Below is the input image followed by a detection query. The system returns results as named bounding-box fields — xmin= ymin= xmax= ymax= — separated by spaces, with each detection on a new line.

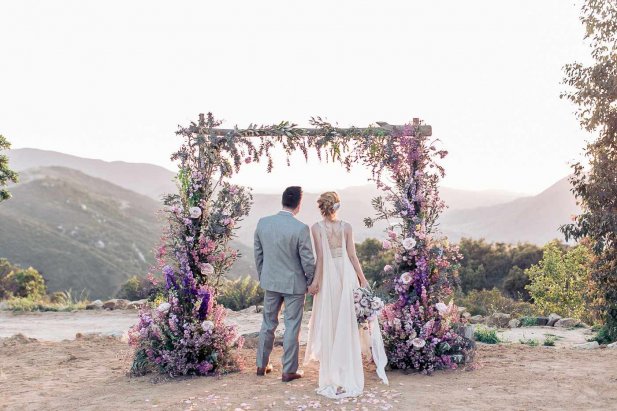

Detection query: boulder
xmin=102 ymin=299 xmax=130 ymax=310
xmin=239 ymin=305 xmax=257 ymax=313
xmin=127 ymin=299 xmax=148 ymax=310
xmin=574 ymin=341 xmax=599 ymax=350
xmin=86 ymin=300 xmax=104 ymax=310
xmin=536 ymin=317 xmax=549 ymax=326
xmin=508 ymin=319 xmax=521 ymax=328
xmin=554 ymin=318 xmax=580 ymax=328
xmin=607 ymin=342 xmax=617 ymax=349
xmin=462 ymin=312 xmax=472 ymax=320
xmin=469 ymin=315 xmax=484 ymax=324
xmin=486 ymin=313 xmax=511 ymax=328
xmin=0 ymin=301 xmax=9 ymax=310
xmin=547 ymin=313 xmax=562 ymax=327
xmin=241 ymin=331 xmax=282 ymax=349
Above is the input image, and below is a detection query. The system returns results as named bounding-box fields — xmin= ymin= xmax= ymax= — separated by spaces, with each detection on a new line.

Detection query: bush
xmin=116 ymin=275 xmax=159 ymax=301
xmin=525 ymin=241 xmax=594 ymax=322
xmin=216 ymin=276 xmax=264 ymax=311
xmin=4 ymin=267 xmax=46 ymax=299
xmin=4 ymin=289 xmax=89 ymax=312
xmin=474 ymin=327 xmax=500 ymax=344
xmin=543 ymin=335 xmax=557 ymax=346
xmin=457 ymin=288 xmax=537 ymax=317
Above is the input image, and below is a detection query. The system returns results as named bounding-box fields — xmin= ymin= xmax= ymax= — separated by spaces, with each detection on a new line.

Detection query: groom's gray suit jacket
xmin=254 ymin=211 xmax=315 ymax=295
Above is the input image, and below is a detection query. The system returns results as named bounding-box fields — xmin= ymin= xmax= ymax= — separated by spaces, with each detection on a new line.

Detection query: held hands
xmin=308 ymin=282 xmax=320 ymax=296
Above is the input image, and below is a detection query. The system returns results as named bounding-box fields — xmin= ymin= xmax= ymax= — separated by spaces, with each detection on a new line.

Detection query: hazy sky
xmin=0 ymin=1 xmax=591 ymax=194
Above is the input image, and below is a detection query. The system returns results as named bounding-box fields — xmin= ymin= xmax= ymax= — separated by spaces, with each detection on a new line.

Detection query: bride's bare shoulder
xmin=342 ymin=221 xmax=353 ymax=233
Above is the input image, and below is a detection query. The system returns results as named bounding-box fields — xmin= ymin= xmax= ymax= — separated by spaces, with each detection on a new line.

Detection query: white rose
xmin=189 ymin=207 xmax=202 ymax=219
xmin=400 ymin=272 xmax=413 ymax=285
xmin=402 ymin=237 xmax=417 ymax=250
xmin=411 ymin=337 xmax=426 ymax=349
xmin=157 ymin=302 xmax=171 ymax=312
xmin=435 ymin=302 xmax=448 ymax=314
xmin=201 ymin=320 xmax=214 ymax=332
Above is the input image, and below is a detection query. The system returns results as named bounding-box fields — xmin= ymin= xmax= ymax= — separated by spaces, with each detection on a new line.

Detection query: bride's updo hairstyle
xmin=317 ymin=191 xmax=341 ymax=219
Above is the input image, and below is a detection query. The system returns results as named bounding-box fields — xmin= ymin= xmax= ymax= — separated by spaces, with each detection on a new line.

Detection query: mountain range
xmin=1 ymin=148 xmax=579 ymax=298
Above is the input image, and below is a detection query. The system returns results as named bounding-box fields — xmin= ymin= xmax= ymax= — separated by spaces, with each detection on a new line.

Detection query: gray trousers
xmin=256 ymin=290 xmax=305 ymax=374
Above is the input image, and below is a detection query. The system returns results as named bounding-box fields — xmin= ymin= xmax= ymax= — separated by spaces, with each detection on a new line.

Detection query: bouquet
xmin=354 ymin=287 xmax=384 ymax=325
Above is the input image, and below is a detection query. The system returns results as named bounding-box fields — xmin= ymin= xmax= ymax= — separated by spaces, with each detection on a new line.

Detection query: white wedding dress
xmin=304 ymin=220 xmax=388 ymax=399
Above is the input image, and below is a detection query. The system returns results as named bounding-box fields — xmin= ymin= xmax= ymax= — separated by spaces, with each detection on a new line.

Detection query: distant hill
xmin=0 ymin=166 xmax=255 ymax=298
xmin=8 ymin=148 xmax=177 ymax=200
xmin=439 ymin=177 xmax=579 ymax=244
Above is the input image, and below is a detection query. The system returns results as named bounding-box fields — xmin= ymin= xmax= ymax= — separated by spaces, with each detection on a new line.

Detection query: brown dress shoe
xmin=281 ymin=372 xmax=303 ymax=382
xmin=256 ymin=364 xmax=273 ymax=376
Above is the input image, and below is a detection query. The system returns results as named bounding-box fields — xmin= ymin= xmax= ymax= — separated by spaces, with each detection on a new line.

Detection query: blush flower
xmin=411 ymin=337 xmax=426 ymax=349
xmin=189 ymin=207 xmax=202 ymax=219
xmin=402 ymin=237 xmax=417 ymax=250
xmin=200 ymin=263 xmax=215 ymax=276
xmin=201 ymin=320 xmax=214 ymax=332
xmin=382 ymin=240 xmax=392 ymax=250
xmin=400 ymin=272 xmax=413 ymax=284
xmin=384 ymin=264 xmax=393 ymax=273
xmin=435 ymin=302 xmax=448 ymax=314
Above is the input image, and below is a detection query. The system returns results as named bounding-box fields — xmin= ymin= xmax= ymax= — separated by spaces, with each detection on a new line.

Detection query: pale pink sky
xmin=0 ymin=0 xmax=590 ymax=194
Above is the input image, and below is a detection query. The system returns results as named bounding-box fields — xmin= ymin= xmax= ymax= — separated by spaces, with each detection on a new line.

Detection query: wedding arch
xmin=129 ymin=113 xmax=474 ymax=376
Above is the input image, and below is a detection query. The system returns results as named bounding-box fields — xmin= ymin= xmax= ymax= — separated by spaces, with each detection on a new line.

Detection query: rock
xmin=547 ymin=313 xmax=562 ymax=327
xmin=102 ymin=299 xmax=130 ymax=310
xmin=536 ymin=317 xmax=549 ymax=326
xmin=554 ymin=318 xmax=581 ymax=328
xmin=462 ymin=312 xmax=472 ymax=320
xmin=486 ymin=313 xmax=511 ymax=328
xmin=241 ymin=331 xmax=282 ymax=349
xmin=508 ymin=319 xmax=521 ymax=328
xmin=239 ymin=305 xmax=257 ymax=313
xmin=127 ymin=299 xmax=148 ymax=310
xmin=469 ymin=315 xmax=484 ymax=324
xmin=607 ymin=342 xmax=617 ymax=349
xmin=574 ymin=341 xmax=599 ymax=350
xmin=86 ymin=300 xmax=104 ymax=310
xmin=255 ymin=305 xmax=263 ymax=313
xmin=0 ymin=301 xmax=9 ymax=310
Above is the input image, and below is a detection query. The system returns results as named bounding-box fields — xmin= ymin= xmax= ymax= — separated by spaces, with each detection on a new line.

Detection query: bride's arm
xmin=309 ymin=224 xmax=324 ymax=293
xmin=344 ymin=223 xmax=369 ymax=287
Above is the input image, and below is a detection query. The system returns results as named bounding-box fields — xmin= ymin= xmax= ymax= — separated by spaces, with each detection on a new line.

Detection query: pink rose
xmin=384 ymin=265 xmax=393 ymax=273
xmin=382 ymin=240 xmax=392 ymax=250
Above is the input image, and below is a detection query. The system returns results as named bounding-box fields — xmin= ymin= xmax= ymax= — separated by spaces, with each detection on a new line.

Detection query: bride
xmin=304 ymin=191 xmax=388 ymax=399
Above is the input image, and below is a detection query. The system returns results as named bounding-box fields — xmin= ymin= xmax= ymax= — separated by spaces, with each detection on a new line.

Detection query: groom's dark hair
xmin=282 ymin=186 xmax=303 ymax=209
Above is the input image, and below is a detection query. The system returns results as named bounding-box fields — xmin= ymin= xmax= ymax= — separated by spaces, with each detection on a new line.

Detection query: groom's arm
xmin=254 ymin=224 xmax=264 ymax=280
xmin=298 ymin=224 xmax=316 ymax=285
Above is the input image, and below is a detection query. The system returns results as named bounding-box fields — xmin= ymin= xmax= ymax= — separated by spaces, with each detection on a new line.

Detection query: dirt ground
xmin=1 ymin=333 xmax=616 ymax=411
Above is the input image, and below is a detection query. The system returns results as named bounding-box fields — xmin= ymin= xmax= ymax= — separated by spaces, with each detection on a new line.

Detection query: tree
xmin=355 ymin=238 xmax=394 ymax=291
xmin=561 ymin=0 xmax=617 ymax=341
xmin=525 ymin=242 xmax=593 ymax=321
xmin=503 ymin=266 xmax=530 ymax=301
xmin=5 ymin=267 xmax=47 ymax=300
xmin=0 ymin=134 xmax=19 ymax=202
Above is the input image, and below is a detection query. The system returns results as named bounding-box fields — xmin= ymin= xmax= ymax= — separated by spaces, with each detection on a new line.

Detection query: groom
xmin=254 ymin=186 xmax=316 ymax=382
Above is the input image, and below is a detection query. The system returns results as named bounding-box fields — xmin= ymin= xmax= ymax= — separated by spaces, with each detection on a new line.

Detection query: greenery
xmin=519 ymin=337 xmax=539 ymax=347
xmin=4 ymin=267 xmax=47 ymax=300
xmin=0 ymin=134 xmax=18 ymax=202
xmin=543 ymin=335 xmax=557 ymax=347
xmin=355 ymin=238 xmax=395 ymax=297
xmin=457 ymin=238 xmax=544 ymax=300
xmin=457 ymin=288 xmax=537 ymax=317
xmin=216 ymin=276 xmax=264 ymax=311
xmin=520 ymin=316 xmax=540 ymax=327
xmin=474 ymin=327 xmax=500 ymax=344
xmin=525 ymin=241 xmax=595 ymax=322
xmin=116 ymin=275 xmax=161 ymax=301
xmin=560 ymin=0 xmax=617 ymax=344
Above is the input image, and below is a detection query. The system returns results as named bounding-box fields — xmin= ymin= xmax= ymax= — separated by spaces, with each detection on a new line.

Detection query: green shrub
xmin=519 ymin=338 xmax=539 ymax=346
xmin=543 ymin=335 xmax=557 ymax=346
xmin=592 ymin=325 xmax=616 ymax=345
xmin=4 ymin=267 xmax=46 ymax=299
xmin=3 ymin=289 xmax=89 ymax=312
xmin=457 ymin=288 xmax=537 ymax=317
xmin=525 ymin=241 xmax=594 ymax=322
xmin=217 ymin=276 xmax=264 ymax=311
xmin=116 ymin=275 xmax=159 ymax=301
xmin=474 ymin=327 xmax=500 ymax=344
xmin=519 ymin=316 xmax=539 ymax=327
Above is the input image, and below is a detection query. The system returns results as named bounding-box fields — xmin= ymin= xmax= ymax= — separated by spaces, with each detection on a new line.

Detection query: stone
xmin=239 ymin=305 xmax=257 ymax=313
xmin=607 ymin=342 xmax=617 ymax=349
xmin=486 ymin=313 xmax=511 ymax=328
xmin=127 ymin=299 xmax=148 ymax=310
xmin=469 ymin=315 xmax=484 ymax=324
xmin=462 ymin=312 xmax=472 ymax=320
xmin=536 ymin=317 xmax=549 ymax=326
xmin=508 ymin=319 xmax=521 ymax=328
xmin=554 ymin=318 xmax=580 ymax=328
xmin=574 ymin=341 xmax=599 ymax=350
xmin=102 ymin=299 xmax=130 ymax=310
xmin=255 ymin=305 xmax=263 ymax=313
xmin=86 ymin=300 xmax=104 ymax=310
xmin=547 ymin=313 xmax=562 ymax=327
xmin=241 ymin=331 xmax=282 ymax=349
xmin=0 ymin=301 xmax=9 ymax=310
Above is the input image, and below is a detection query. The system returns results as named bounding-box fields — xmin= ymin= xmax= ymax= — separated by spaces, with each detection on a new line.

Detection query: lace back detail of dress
xmin=321 ymin=220 xmax=344 ymax=258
